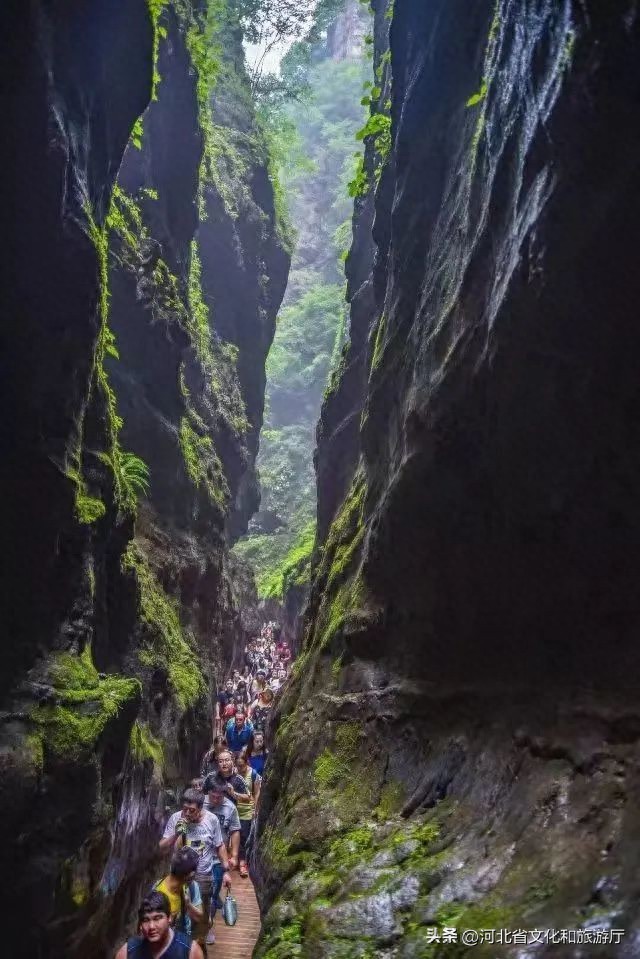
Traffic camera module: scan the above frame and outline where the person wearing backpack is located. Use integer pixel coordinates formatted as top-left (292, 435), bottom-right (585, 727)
top-left (159, 788), bottom-right (231, 952)
top-left (114, 891), bottom-right (203, 958)
top-left (234, 751), bottom-right (261, 878)
top-left (153, 848), bottom-right (203, 940)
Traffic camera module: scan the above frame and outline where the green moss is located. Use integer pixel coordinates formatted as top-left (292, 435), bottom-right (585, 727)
top-left (87, 208), bottom-right (120, 453)
top-left (258, 810), bottom-right (454, 959)
top-left (24, 731), bottom-right (44, 774)
top-left (374, 780), bottom-right (406, 820)
top-left (180, 415), bottom-right (212, 486)
top-left (465, 0), bottom-right (500, 111)
top-left (49, 646), bottom-right (99, 689)
top-left (314, 749), bottom-right (346, 789)
top-left (314, 722), bottom-right (362, 793)
top-left (186, 240), bottom-right (213, 365)
top-left (262, 124), bottom-right (296, 254)
top-left (123, 542), bottom-right (206, 710)
top-left (129, 720), bottom-right (164, 768)
top-left (300, 470), bottom-right (370, 655)
top-left (400, 820), bottom-right (441, 864)
top-left (86, 203), bottom-right (149, 516)
top-left (369, 311), bottom-right (386, 376)
top-left (184, 240), bottom-right (249, 451)
top-left (261, 522), bottom-right (316, 601)
top-left (466, 80), bottom-right (488, 109)
top-left (561, 27), bottom-right (576, 69)
top-left (331, 655), bottom-right (343, 680)
top-left (179, 416), bottom-right (229, 511)
top-left (107, 185), bottom-right (145, 254)
top-left (76, 493), bottom-right (106, 525)
top-left (324, 343), bottom-right (348, 403)
top-left (304, 468), bottom-right (370, 657)
top-left (408, 900), bottom-right (517, 957)
top-left (324, 471), bottom-right (367, 589)
top-left (327, 824), bottom-right (376, 870)
top-left (262, 824), bottom-right (292, 871)
top-left (31, 646), bottom-right (140, 759)
top-left (203, 124), bottom-right (252, 221)
top-left (276, 707), bottom-right (302, 759)
top-left (147, 0), bottom-right (170, 100)
top-left (260, 920), bottom-right (304, 959)
top-left (71, 878), bottom-right (89, 908)
top-left (318, 575), bottom-right (366, 652)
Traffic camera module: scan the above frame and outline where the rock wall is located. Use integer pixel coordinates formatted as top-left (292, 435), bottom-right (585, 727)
top-left (0, 2), bottom-right (288, 956)
top-left (256, 2), bottom-right (640, 957)
top-left (0, 3), bottom-right (153, 955)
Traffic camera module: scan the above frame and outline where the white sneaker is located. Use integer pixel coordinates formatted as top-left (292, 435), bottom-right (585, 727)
top-left (206, 928), bottom-right (216, 945)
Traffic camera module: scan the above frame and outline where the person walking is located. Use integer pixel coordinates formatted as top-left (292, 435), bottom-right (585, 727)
top-left (247, 730), bottom-right (268, 777)
top-left (200, 737), bottom-right (224, 779)
top-left (215, 679), bottom-right (235, 738)
top-left (249, 687), bottom-right (274, 732)
top-left (153, 847), bottom-right (203, 939)
top-left (204, 778), bottom-right (241, 873)
top-left (225, 710), bottom-right (254, 756)
top-left (159, 789), bottom-right (231, 951)
top-left (115, 891), bottom-right (204, 959)
top-left (203, 750), bottom-right (248, 804)
top-left (234, 752), bottom-right (261, 878)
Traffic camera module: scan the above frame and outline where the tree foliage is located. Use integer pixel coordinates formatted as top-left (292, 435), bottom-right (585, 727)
top-left (234, 0), bottom-right (371, 595)
top-left (234, 0), bottom-right (317, 91)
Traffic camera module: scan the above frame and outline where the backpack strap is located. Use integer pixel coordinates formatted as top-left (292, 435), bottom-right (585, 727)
top-left (178, 882), bottom-right (187, 933)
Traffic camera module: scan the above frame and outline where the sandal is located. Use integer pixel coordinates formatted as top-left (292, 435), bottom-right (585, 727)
top-left (239, 860), bottom-right (249, 878)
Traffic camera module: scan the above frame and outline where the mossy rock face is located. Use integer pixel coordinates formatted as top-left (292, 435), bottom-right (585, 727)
top-left (122, 541), bottom-right (207, 712)
top-left (29, 646), bottom-right (141, 760)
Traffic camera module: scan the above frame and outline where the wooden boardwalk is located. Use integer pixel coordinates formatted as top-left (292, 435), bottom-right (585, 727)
top-left (210, 875), bottom-right (261, 959)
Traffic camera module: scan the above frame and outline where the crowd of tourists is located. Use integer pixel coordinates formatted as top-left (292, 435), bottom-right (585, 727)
top-left (115, 622), bottom-right (293, 958)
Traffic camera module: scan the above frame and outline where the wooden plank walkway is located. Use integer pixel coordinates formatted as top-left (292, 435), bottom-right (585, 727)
top-left (209, 875), bottom-right (261, 959)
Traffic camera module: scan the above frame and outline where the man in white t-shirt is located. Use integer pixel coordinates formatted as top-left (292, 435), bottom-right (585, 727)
top-left (160, 788), bottom-right (231, 948)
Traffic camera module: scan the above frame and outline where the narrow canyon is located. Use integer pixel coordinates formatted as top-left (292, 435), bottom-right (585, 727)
top-left (1, 1), bottom-right (640, 957)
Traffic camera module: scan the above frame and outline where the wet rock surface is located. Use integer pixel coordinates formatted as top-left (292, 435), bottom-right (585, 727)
top-left (0, 2), bottom-right (288, 956)
top-left (255, 1), bottom-right (640, 957)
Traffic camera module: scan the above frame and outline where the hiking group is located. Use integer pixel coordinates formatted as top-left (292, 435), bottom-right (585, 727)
top-left (115, 622), bottom-right (292, 958)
